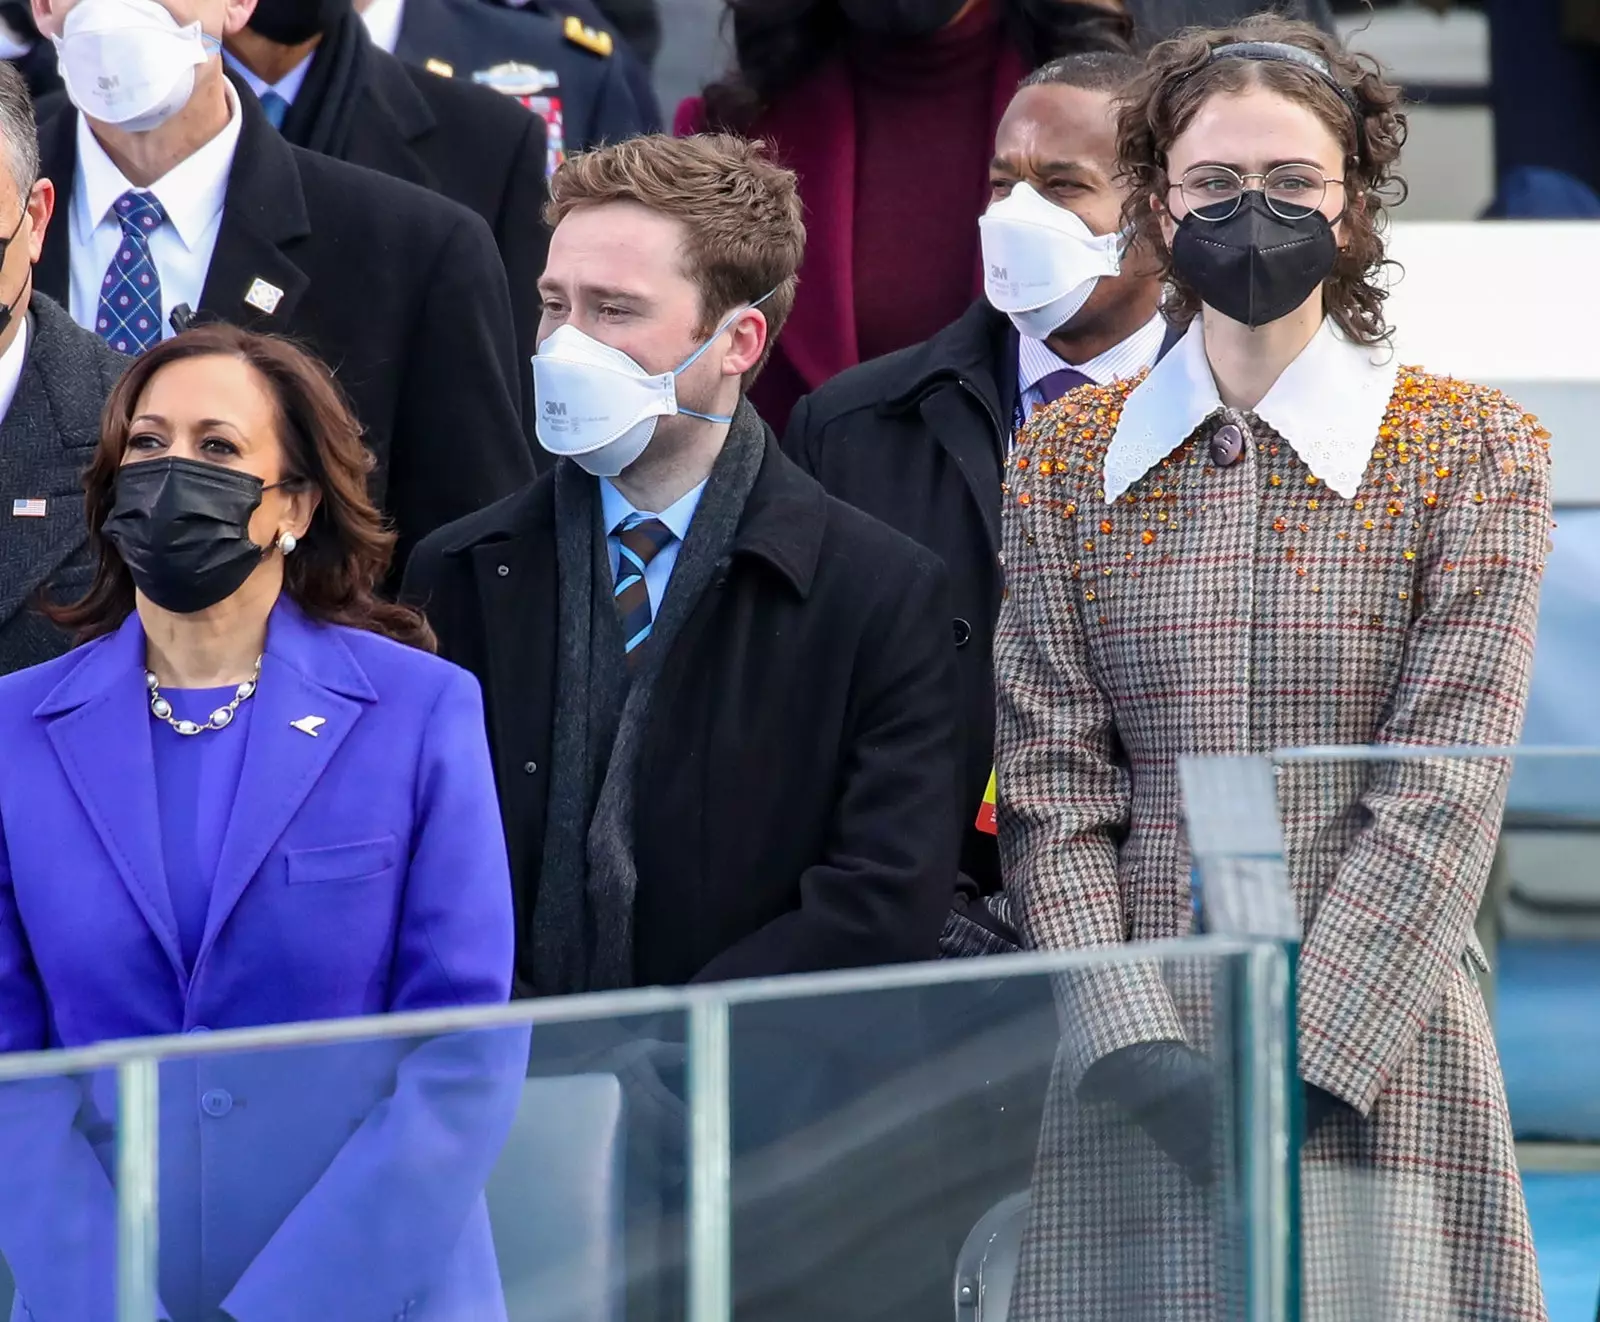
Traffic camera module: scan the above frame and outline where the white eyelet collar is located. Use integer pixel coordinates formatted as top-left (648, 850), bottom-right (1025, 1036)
top-left (1102, 317), bottom-right (1400, 505)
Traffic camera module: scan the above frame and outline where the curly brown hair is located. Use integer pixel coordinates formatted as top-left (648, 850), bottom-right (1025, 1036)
top-left (50, 324), bottom-right (435, 652)
top-left (1115, 15), bottom-right (1408, 346)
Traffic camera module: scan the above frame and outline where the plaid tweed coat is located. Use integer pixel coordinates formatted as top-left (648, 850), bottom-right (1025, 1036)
top-left (994, 319), bottom-right (1551, 1321)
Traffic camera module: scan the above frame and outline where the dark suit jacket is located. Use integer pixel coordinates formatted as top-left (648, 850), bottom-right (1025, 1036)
top-left (784, 301), bottom-right (1182, 896)
top-left (395, 0), bottom-right (658, 154)
top-left (402, 422), bottom-right (963, 992)
top-left (260, 26), bottom-right (552, 360)
top-left (0, 293), bottom-right (126, 678)
top-left (36, 85), bottom-right (534, 574)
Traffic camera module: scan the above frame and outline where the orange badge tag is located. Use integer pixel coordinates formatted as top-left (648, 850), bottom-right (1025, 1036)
top-left (975, 769), bottom-right (997, 835)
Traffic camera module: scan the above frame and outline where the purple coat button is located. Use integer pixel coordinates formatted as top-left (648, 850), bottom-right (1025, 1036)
top-left (1209, 422), bottom-right (1245, 468)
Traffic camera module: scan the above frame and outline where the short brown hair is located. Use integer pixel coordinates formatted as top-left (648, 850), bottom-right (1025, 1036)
top-left (51, 325), bottom-right (433, 651)
top-left (1116, 15), bottom-right (1408, 346)
top-left (545, 133), bottom-right (805, 381)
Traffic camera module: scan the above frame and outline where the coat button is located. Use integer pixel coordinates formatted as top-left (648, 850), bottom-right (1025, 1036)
top-left (200, 1089), bottom-right (233, 1118)
top-left (186, 1025), bottom-right (210, 1035)
top-left (523, 761), bottom-right (538, 774)
top-left (497, 564), bottom-right (510, 578)
top-left (1209, 422), bottom-right (1245, 468)
top-left (952, 618), bottom-right (972, 648)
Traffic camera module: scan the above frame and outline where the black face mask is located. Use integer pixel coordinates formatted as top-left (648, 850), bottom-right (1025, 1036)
top-left (246, 0), bottom-right (345, 45)
top-left (1170, 191), bottom-right (1339, 330)
top-left (837, 0), bottom-right (968, 37)
top-left (103, 458), bottom-right (279, 614)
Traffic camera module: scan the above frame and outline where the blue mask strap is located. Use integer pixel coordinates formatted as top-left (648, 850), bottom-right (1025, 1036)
top-left (673, 287), bottom-right (779, 424)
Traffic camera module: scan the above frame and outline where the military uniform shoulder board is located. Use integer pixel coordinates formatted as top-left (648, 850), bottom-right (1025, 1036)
top-left (424, 57), bottom-right (455, 78)
top-left (562, 14), bottom-right (613, 57)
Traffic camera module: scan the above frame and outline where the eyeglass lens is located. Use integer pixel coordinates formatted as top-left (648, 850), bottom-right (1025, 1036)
top-left (1180, 164), bottom-right (1328, 221)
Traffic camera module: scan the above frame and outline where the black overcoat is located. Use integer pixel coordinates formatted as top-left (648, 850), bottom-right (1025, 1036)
top-left (403, 429), bottom-right (964, 994)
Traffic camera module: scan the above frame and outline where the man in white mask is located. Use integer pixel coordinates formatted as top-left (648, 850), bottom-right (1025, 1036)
top-left (784, 50), bottom-right (1170, 921)
top-left (403, 132), bottom-right (962, 1001)
top-left (28, 0), bottom-right (533, 577)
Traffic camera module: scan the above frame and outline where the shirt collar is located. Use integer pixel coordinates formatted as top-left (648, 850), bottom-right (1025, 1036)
top-left (1017, 312), bottom-right (1169, 394)
top-left (359, 0), bottom-right (406, 54)
top-left (600, 477), bottom-right (708, 544)
top-left (1102, 317), bottom-right (1400, 505)
top-left (0, 313), bottom-right (30, 424)
top-left (73, 78), bottom-right (244, 253)
top-left (223, 48), bottom-right (315, 105)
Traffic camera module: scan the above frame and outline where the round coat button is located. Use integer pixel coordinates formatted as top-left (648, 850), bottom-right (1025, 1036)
top-left (523, 761), bottom-right (538, 775)
top-left (496, 564), bottom-right (510, 578)
top-left (200, 1089), bottom-right (233, 1118)
top-left (1209, 422), bottom-right (1245, 468)
top-left (952, 618), bottom-right (973, 648)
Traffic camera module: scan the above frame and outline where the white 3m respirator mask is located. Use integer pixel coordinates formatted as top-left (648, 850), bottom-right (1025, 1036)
top-left (980, 181), bottom-right (1125, 341)
top-left (533, 293), bottom-right (773, 478)
top-left (54, 0), bottom-right (219, 133)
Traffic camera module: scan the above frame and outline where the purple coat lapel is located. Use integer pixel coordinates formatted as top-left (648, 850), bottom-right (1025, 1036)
top-left (36, 612), bottom-right (185, 984)
top-left (194, 600), bottom-right (375, 980)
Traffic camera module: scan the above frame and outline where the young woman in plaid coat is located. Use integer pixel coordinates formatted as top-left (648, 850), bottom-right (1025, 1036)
top-left (995, 16), bottom-right (1550, 1321)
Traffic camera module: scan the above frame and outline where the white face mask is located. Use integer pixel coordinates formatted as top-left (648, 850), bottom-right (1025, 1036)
top-left (53, 0), bottom-right (218, 133)
top-left (532, 294), bottom-right (771, 478)
top-left (979, 181), bottom-right (1124, 341)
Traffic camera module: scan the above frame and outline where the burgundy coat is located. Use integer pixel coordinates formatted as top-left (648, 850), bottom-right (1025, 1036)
top-left (675, 45), bottom-right (1027, 434)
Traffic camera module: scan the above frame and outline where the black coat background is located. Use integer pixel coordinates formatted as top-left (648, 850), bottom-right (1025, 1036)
top-left (784, 300), bottom-right (1016, 897)
top-left (256, 13), bottom-right (552, 360)
top-left (36, 84), bottom-right (535, 573)
top-left (402, 432), bottom-right (963, 992)
top-left (394, 0), bottom-right (659, 153)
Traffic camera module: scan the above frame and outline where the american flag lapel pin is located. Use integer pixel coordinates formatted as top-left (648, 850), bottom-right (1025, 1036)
top-left (11, 498), bottom-right (46, 518)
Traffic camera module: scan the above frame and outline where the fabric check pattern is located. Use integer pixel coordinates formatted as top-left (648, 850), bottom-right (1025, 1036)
top-left (1015, 366), bottom-right (1095, 436)
top-left (613, 514), bottom-right (675, 662)
top-left (96, 190), bottom-right (167, 356)
top-left (995, 371), bottom-right (1552, 1320)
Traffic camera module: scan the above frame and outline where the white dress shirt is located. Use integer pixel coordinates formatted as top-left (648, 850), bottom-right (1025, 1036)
top-left (223, 50), bottom-right (315, 109)
top-left (1015, 312), bottom-right (1168, 422)
top-left (0, 315), bottom-right (31, 427)
top-left (68, 82), bottom-right (245, 339)
top-left (360, 0), bottom-right (407, 54)
top-left (599, 477), bottom-right (707, 616)
top-left (1103, 316), bottom-right (1400, 505)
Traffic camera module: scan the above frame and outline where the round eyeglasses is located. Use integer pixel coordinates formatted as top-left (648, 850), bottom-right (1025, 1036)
top-left (1173, 164), bottom-right (1345, 222)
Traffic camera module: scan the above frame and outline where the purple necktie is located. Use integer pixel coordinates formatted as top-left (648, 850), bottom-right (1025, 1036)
top-left (1015, 366), bottom-right (1097, 435)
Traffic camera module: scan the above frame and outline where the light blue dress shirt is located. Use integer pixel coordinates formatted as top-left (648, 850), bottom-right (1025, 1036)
top-left (599, 478), bottom-right (707, 615)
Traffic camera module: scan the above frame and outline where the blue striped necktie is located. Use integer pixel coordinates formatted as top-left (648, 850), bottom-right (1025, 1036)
top-left (613, 514), bottom-right (676, 664)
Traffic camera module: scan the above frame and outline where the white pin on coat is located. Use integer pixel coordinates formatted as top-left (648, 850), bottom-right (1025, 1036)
top-left (290, 716), bottom-right (326, 737)
top-left (245, 278), bottom-right (285, 315)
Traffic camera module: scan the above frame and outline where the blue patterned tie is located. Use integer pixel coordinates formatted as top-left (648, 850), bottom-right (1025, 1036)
top-left (97, 190), bottom-right (167, 355)
top-left (259, 90), bottom-right (289, 130)
top-left (613, 514), bottom-right (676, 663)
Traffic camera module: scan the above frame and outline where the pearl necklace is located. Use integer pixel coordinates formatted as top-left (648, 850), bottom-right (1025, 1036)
top-left (146, 656), bottom-right (262, 737)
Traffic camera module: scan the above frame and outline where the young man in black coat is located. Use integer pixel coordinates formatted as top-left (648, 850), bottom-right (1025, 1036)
top-left (222, 0), bottom-right (552, 358)
top-left (403, 132), bottom-right (961, 998)
top-left (784, 53), bottom-right (1172, 912)
top-left (32, 0), bottom-right (533, 574)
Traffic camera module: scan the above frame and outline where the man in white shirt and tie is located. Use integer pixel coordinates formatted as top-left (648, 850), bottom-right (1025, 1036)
top-left (30, 0), bottom-right (534, 574)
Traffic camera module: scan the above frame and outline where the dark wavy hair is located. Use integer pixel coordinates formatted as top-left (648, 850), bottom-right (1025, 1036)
top-left (1116, 15), bottom-right (1408, 346)
top-left (700, 0), bottom-right (1136, 131)
top-left (50, 324), bottom-right (435, 651)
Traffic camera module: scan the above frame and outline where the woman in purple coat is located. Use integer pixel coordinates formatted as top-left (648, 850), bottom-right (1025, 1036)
top-left (0, 326), bottom-right (520, 1322)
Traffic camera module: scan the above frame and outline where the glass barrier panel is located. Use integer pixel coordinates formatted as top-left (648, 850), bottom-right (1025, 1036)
top-left (1181, 745), bottom-right (1600, 1322)
top-left (717, 947), bottom-right (1275, 1322)
top-left (141, 1010), bottom-right (685, 1322)
top-left (0, 1060), bottom-right (122, 1321)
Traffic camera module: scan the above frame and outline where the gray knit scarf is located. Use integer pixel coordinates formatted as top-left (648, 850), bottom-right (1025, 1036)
top-left (530, 402), bottom-right (768, 994)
